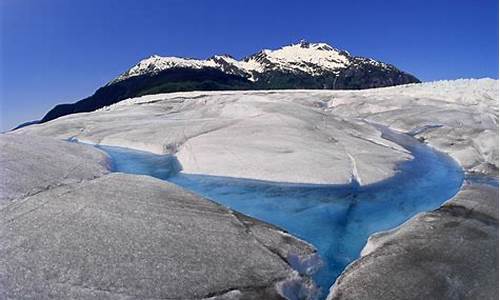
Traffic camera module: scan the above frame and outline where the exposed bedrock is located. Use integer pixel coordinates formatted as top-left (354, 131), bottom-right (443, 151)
top-left (0, 134), bottom-right (318, 299)
top-left (328, 184), bottom-right (499, 300)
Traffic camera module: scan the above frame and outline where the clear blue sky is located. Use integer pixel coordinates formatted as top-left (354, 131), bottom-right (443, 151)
top-left (1, 0), bottom-right (498, 131)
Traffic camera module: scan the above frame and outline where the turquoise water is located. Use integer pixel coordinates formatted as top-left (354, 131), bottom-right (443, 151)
top-left (94, 127), bottom-right (464, 298)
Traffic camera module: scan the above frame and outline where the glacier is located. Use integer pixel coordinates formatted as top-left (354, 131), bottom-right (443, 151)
top-left (94, 123), bottom-right (464, 298)
top-left (16, 79), bottom-right (498, 183)
top-left (4, 78), bottom-right (499, 299)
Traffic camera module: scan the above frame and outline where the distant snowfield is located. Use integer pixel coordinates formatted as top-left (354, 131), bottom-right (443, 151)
top-left (15, 79), bottom-right (499, 185)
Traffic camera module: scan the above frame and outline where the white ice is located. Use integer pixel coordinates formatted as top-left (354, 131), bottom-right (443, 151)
top-left (14, 79), bottom-right (498, 185)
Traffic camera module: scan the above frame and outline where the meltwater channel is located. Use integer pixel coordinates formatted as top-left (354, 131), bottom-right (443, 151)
top-left (91, 126), bottom-right (464, 298)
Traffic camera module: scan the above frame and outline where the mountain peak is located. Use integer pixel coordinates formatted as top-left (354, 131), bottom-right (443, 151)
top-left (244, 41), bottom-right (351, 75)
top-left (299, 39), bottom-right (310, 47)
top-left (209, 54), bottom-right (236, 60)
top-left (286, 40), bottom-right (336, 51)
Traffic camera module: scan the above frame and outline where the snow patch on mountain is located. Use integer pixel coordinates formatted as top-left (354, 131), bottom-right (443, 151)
top-left (244, 41), bottom-right (351, 75)
top-left (112, 55), bottom-right (219, 83)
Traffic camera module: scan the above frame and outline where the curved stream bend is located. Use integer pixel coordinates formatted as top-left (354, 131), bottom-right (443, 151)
top-left (92, 125), bottom-right (464, 299)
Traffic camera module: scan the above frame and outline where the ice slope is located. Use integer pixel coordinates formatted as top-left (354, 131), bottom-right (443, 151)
top-left (15, 79), bottom-right (498, 184)
top-left (15, 92), bottom-right (412, 185)
top-left (0, 134), bottom-right (109, 208)
top-left (0, 134), bottom-right (318, 299)
top-left (325, 78), bottom-right (499, 176)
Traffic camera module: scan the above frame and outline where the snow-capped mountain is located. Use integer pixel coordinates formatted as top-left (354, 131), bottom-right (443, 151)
top-left (40, 41), bottom-right (419, 123)
top-left (112, 41), bottom-right (394, 83)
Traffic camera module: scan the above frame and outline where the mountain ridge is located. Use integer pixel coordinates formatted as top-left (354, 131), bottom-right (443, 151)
top-left (110, 40), bottom-right (400, 83)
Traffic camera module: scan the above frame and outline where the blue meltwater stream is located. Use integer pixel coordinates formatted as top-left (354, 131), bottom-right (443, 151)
top-left (90, 126), bottom-right (464, 299)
